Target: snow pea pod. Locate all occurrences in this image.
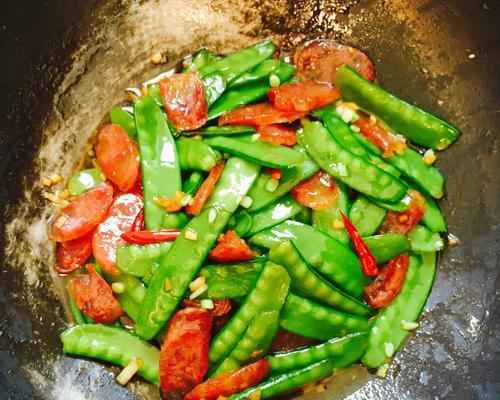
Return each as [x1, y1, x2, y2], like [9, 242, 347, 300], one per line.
[421, 192, 447, 232]
[246, 147, 319, 212]
[335, 65, 459, 150]
[162, 212, 190, 229]
[229, 209, 253, 236]
[67, 168, 105, 196]
[202, 72, 227, 106]
[408, 225, 444, 252]
[68, 287, 86, 325]
[189, 125, 256, 137]
[146, 84, 163, 107]
[280, 293, 369, 341]
[269, 241, 372, 317]
[209, 262, 291, 366]
[268, 332, 368, 373]
[104, 272, 146, 321]
[249, 221, 368, 298]
[116, 242, 173, 278]
[60, 325, 160, 385]
[212, 311, 279, 376]
[183, 171, 205, 196]
[229, 59, 281, 87]
[362, 252, 436, 368]
[229, 359, 336, 400]
[370, 191, 413, 211]
[109, 107, 136, 138]
[134, 95, 182, 229]
[183, 48, 220, 72]
[204, 135, 304, 169]
[298, 121, 407, 202]
[176, 138, 221, 171]
[312, 182, 350, 244]
[363, 234, 411, 264]
[208, 62, 296, 120]
[349, 195, 387, 236]
[136, 158, 259, 340]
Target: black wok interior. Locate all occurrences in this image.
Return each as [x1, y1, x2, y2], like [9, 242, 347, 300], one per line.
[0, 0, 499, 399]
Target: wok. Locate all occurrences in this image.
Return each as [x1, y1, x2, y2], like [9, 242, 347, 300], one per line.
[0, 0, 499, 399]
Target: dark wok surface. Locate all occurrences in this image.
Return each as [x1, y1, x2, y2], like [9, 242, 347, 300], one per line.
[0, 0, 499, 399]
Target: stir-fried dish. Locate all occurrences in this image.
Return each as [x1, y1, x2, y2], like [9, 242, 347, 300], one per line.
[45, 39, 459, 399]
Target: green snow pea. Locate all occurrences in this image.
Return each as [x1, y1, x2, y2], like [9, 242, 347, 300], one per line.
[349, 195, 387, 236]
[229, 359, 336, 400]
[162, 212, 190, 229]
[229, 59, 281, 87]
[269, 241, 372, 317]
[202, 72, 227, 106]
[246, 147, 319, 212]
[363, 234, 411, 264]
[280, 293, 369, 341]
[116, 242, 173, 278]
[268, 332, 368, 373]
[176, 138, 221, 171]
[190, 125, 256, 137]
[67, 168, 105, 196]
[136, 158, 260, 340]
[293, 207, 312, 225]
[207, 62, 296, 120]
[209, 262, 291, 366]
[212, 311, 280, 376]
[134, 95, 182, 229]
[146, 84, 164, 107]
[68, 287, 86, 325]
[408, 225, 444, 252]
[204, 135, 303, 169]
[109, 107, 136, 138]
[103, 272, 146, 321]
[229, 210, 253, 236]
[60, 325, 160, 385]
[362, 252, 436, 368]
[298, 121, 407, 202]
[421, 192, 447, 232]
[249, 221, 369, 299]
[183, 48, 220, 72]
[312, 182, 350, 244]
[335, 65, 459, 150]
[200, 259, 266, 299]
[183, 171, 205, 196]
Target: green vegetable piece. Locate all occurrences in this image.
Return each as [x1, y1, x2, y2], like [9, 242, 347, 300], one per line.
[183, 171, 205, 196]
[202, 72, 227, 106]
[249, 221, 369, 299]
[408, 225, 444, 252]
[246, 147, 319, 212]
[231, 210, 253, 237]
[370, 191, 413, 211]
[280, 293, 369, 341]
[229, 59, 281, 88]
[190, 125, 256, 137]
[335, 65, 459, 150]
[162, 212, 190, 229]
[349, 195, 387, 236]
[176, 138, 221, 171]
[134, 95, 181, 229]
[268, 332, 368, 373]
[209, 262, 291, 366]
[68, 287, 86, 325]
[116, 242, 173, 278]
[60, 325, 160, 385]
[183, 48, 220, 72]
[362, 252, 436, 368]
[204, 135, 303, 169]
[312, 182, 350, 244]
[200, 259, 266, 299]
[298, 121, 407, 202]
[421, 192, 447, 232]
[67, 168, 105, 196]
[104, 272, 146, 321]
[229, 359, 336, 400]
[109, 107, 136, 138]
[269, 241, 372, 317]
[364, 234, 411, 264]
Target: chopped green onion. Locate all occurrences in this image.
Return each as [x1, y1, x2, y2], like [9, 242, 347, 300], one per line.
[269, 74, 281, 88]
[200, 299, 214, 309]
[265, 178, 279, 192]
[240, 196, 253, 209]
[189, 283, 208, 300]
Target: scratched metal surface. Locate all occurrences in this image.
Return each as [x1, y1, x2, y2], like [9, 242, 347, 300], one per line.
[0, 0, 498, 399]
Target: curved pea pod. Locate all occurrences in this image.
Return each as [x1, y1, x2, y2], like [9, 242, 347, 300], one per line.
[229, 209, 253, 236]
[335, 65, 459, 150]
[208, 63, 296, 120]
[269, 241, 372, 317]
[312, 182, 350, 244]
[298, 121, 407, 202]
[364, 233, 411, 264]
[279, 293, 369, 341]
[60, 325, 160, 385]
[67, 168, 105, 196]
[183, 171, 205, 196]
[204, 135, 303, 169]
[109, 107, 136, 138]
[246, 147, 319, 212]
[200, 259, 266, 299]
[362, 252, 437, 368]
[421, 192, 447, 233]
[191, 125, 256, 137]
[370, 190, 413, 211]
[104, 272, 146, 321]
[176, 138, 222, 171]
[212, 311, 280, 376]
[408, 225, 444, 252]
[349, 195, 387, 236]
[268, 332, 368, 373]
[202, 71, 227, 106]
[249, 221, 369, 299]
[209, 262, 291, 366]
[229, 59, 283, 88]
[229, 359, 336, 400]
[162, 211, 190, 229]
[146, 84, 163, 107]
[134, 95, 182, 229]
[116, 242, 173, 277]
[183, 48, 221, 72]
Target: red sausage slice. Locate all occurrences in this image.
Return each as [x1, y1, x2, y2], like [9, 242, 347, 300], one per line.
[291, 171, 339, 211]
[256, 124, 297, 147]
[379, 190, 426, 235]
[270, 329, 317, 352]
[268, 81, 341, 112]
[208, 230, 257, 264]
[218, 102, 307, 126]
[55, 229, 94, 274]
